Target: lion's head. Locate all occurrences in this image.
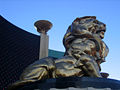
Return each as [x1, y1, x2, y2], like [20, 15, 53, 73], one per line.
[63, 16, 106, 50]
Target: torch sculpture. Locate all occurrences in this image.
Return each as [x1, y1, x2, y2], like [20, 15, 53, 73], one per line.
[34, 20, 52, 59]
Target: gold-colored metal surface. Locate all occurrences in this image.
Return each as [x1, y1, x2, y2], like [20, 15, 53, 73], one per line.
[8, 16, 109, 89]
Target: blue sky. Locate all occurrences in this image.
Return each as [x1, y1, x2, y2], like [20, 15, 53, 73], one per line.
[0, 0, 120, 80]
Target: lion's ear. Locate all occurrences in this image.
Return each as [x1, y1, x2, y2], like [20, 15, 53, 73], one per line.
[73, 17, 80, 22]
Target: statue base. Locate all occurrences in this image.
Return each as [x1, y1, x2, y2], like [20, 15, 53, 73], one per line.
[10, 77, 120, 90]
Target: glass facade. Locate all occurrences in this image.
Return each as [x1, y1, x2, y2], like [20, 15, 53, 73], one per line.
[0, 16, 64, 89]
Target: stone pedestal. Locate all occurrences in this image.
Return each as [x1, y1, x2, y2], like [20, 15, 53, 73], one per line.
[13, 77, 120, 90]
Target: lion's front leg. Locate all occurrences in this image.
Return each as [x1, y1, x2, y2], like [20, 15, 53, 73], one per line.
[76, 54, 102, 77]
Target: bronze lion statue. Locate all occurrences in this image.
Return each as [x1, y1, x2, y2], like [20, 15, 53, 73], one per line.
[8, 16, 109, 89]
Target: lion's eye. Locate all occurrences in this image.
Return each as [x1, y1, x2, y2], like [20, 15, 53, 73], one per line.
[93, 20, 98, 24]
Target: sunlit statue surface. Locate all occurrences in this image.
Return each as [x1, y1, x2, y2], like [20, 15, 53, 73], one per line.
[10, 16, 109, 88]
